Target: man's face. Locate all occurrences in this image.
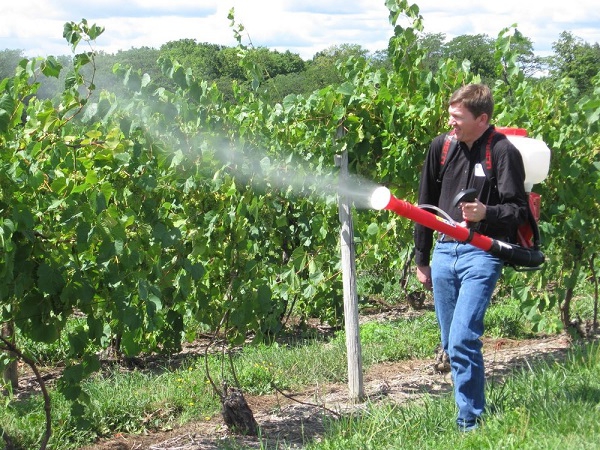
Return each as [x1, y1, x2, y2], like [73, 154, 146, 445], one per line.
[447, 102, 488, 147]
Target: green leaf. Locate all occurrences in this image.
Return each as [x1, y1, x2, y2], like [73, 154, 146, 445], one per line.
[366, 222, 380, 235]
[67, 326, 90, 356]
[60, 365, 84, 400]
[336, 82, 355, 96]
[35, 322, 60, 343]
[141, 73, 151, 88]
[41, 56, 63, 78]
[256, 284, 272, 313]
[147, 294, 162, 315]
[184, 259, 205, 281]
[87, 23, 105, 40]
[74, 52, 92, 70]
[63, 22, 81, 50]
[37, 262, 65, 295]
[0, 92, 14, 133]
[123, 305, 142, 330]
[172, 65, 188, 89]
[121, 331, 142, 356]
[81, 102, 98, 123]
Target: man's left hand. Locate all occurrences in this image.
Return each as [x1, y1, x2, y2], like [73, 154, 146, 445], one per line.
[460, 199, 486, 223]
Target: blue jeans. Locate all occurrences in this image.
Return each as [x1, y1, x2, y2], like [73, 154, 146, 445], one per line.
[431, 241, 503, 430]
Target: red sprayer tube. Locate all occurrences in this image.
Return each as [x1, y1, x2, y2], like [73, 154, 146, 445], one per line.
[370, 187, 544, 268]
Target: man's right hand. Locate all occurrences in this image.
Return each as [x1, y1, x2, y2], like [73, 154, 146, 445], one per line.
[416, 265, 433, 291]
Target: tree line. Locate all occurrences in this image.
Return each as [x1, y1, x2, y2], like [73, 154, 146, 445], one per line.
[1, 29, 599, 104]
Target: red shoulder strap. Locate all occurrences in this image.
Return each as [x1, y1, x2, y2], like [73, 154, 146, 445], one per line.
[440, 129, 456, 165]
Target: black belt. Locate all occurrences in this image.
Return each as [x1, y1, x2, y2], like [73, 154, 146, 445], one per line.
[438, 235, 460, 243]
[438, 234, 510, 244]
[438, 228, 475, 243]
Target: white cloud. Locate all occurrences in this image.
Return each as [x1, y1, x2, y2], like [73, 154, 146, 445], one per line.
[0, 0, 598, 60]
[415, 0, 600, 55]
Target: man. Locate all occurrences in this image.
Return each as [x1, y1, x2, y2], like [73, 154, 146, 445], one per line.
[414, 83, 528, 431]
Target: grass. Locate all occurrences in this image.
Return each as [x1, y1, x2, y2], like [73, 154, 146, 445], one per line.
[1, 301, 599, 449]
[313, 342, 600, 450]
[485, 296, 535, 339]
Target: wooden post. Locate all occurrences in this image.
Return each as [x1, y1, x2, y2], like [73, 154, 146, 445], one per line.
[335, 150, 364, 402]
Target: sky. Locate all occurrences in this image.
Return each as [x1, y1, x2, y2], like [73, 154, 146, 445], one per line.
[2, 1, 599, 61]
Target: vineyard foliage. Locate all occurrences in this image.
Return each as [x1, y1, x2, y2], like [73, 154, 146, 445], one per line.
[0, 0, 599, 417]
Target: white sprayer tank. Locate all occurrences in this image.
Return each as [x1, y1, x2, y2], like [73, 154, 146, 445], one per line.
[496, 127, 551, 192]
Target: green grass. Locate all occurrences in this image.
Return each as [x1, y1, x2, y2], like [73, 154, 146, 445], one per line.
[355, 312, 441, 363]
[1, 302, 599, 449]
[1, 365, 222, 449]
[485, 296, 534, 339]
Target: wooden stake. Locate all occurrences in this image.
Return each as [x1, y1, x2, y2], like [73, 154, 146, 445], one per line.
[335, 150, 364, 402]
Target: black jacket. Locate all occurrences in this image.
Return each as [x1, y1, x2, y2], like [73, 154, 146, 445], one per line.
[414, 126, 529, 267]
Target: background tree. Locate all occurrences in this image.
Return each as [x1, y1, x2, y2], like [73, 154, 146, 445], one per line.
[550, 31, 600, 95]
[305, 44, 368, 89]
[312, 43, 369, 62]
[418, 32, 446, 74]
[418, 31, 539, 81]
[0, 49, 24, 80]
[443, 34, 496, 83]
[249, 47, 305, 78]
[259, 44, 370, 103]
[508, 30, 543, 78]
[160, 40, 225, 80]
[110, 47, 162, 81]
[369, 49, 393, 71]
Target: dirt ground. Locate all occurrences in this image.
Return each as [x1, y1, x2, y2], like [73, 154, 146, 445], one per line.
[75, 307, 579, 450]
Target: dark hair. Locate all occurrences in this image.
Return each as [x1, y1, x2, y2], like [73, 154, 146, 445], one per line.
[449, 84, 494, 121]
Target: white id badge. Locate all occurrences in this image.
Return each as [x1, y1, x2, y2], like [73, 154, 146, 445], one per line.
[474, 163, 485, 177]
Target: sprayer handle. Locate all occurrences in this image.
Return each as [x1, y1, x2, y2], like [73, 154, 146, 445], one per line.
[452, 188, 478, 207]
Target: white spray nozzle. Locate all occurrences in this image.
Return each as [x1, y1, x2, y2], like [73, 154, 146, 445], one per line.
[370, 186, 391, 210]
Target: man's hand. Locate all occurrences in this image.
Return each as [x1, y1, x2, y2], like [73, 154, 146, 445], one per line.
[460, 198, 486, 223]
[416, 265, 432, 291]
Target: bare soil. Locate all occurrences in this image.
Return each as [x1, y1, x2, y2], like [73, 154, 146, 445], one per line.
[73, 303, 580, 450]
